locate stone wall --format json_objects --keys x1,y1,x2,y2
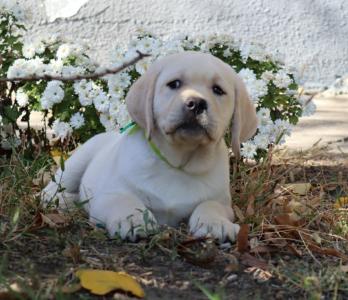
[{"x1": 19, "y1": 0, "x2": 348, "y2": 86}]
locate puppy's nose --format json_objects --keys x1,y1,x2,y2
[{"x1": 185, "y1": 97, "x2": 208, "y2": 115}]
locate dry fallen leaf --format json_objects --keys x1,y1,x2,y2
[
  {"x1": 50, "y1": 149, "x2": 69, "y2": 166},
  {"x1": 334, "y1": 197, "x2": 348, "y2": 209},
  {"x1": 62, "y1": 244, "x2": 81, "y2": 263},
  {"x1": 76, "y1": 269, "x2": 144, "y2": 297},
  {"x1": 232, "y1": 204, "x2": 245, "y2": 223},
  {"x1": 40, "y1": 212, "x2": 69, "y2": 228},
  {"x1": 283, "y1": 183, "x2": 311, "y2": 195},
  {"x1": 307, "y1": 244, "x2": 348, "y2": 262},
  {"x1": 237, "y1": 224, "x2": 249, "y2": 253},
  {"x1": 246, "y1": 195, "x2": 255, "y2": 217},
  {"x1": 240, "y1": 253, "x2": 269, "y2": 270},
  {"x1": 244, "y1": 266, "x2": 272, "y2": 282},
  {"x1": 340, "y1": 265, "x2": 348, "y2": 273},
  {"x1": 177, "y1": 237, "x2": 217, "y2": 267}
]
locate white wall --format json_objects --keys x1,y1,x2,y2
[{"x1": 20, "y1": 0, "x2": 348, "y2": 86}]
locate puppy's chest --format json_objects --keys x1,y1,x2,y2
[{"x1": 128, "y1": 166, "x2": 226, "y2": 225}]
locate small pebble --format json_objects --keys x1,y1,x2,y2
[
  {"x1": 226, "y1": 274, "x2": 238, "y2": 282},
  {"x1": 220, "y1": 242, "x2": 232, "y2": 250}
]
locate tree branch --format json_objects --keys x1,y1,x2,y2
[{"x1": 0, "y1": 51, "x2": 150, "y2": 83}]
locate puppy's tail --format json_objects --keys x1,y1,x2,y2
[{"x1": 41, "y1": 132, "x2": 112, "y2": 208}]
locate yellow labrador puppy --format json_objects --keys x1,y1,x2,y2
[{"x1": 42, "y1": 51, "x2": 258, "y2": 242}]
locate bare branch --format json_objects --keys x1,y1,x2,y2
[{"x1": 0, "y1": 51, "x2": 150, "y2": 83}]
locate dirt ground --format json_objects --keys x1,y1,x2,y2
[{"x1": 1, "y1": 148, "x2": 348, "y2": 300}]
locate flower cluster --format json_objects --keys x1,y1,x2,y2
[{"x1": 0, "y1": 5, "x2": 316, "y2": 159}]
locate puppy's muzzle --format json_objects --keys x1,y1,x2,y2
[
  {"x1": 184, "y1": 97, "x2": 208, "y2": 117},
  {"x1": 174, "y1": 97, "x2": 209, "y2": 133}
]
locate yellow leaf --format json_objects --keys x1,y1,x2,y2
[
  {"x1": 76, "y1": 269, "x2": 144, "y2": 297},
  {"x1": 334, "y1": 197, "x2": 348, "y2": 209},
  {"x1": 283, "y1": 183, "x2": 311, "y2": 195},
  {"x1": 50, "y1": 150, "x2": 69, "y2": 165}
]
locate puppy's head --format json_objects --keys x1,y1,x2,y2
[{"x1": 126, "y1": 51, "x2": 258, "y2": 157}]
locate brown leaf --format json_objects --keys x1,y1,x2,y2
[
  {"x1": 282, "y1": 183, "x2": 311, "y2": 195},
  {"x1": 62, "y1": 244, "x2": 81, "y2": 264},
  {"x1": 237, "y1": 224, "x2": 249, "y2": 253},
  {"x1": 224, "y1": 263, "x2": 239, "y2": 273},
  {"x1": 240, "y1": 253, "x2": 269, "y2": 270},
  {"x1": 232, "y1": 204, "x2": 245, "y2": 223},
  {"x1": 244, "y1": 266, "x2": 272, "y2": 282},
  {"x1": 250, "y1": 245, "x2": 275, "y2": 254},
  {"x1": 246, "y1": 195, "x2": 255, "y2": 217},
  {"x1": 307, "y1": 243, "x2": 348, "y2": 262},
  {"x1": 177, "y1": 237, "x2": 217, "y2": 267},
  {"x1": 340, "y1": 265, "x2": 348, "y2": 273},
  {"x1": 287, "y1": 243, "x2": 303, "y2": 257},
  {"x1": 40, "y1": 212, "x2": 69, "y2": 228},
  {"x1": 274, "y1": 214, "x2": 304, "y2": 227}
]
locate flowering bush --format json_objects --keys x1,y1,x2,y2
[{"x1": 0, "y1": 5, "x2": 316, "y2": 160}]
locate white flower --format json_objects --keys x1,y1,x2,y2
[
  {"x1": 99, "y1": 113, "x2": 118, "y2": 131},
  {"x1": 56, "y1": 43, "x2": 72, "y2": 59},
  {"x1": 107, "y1": 77, "x2": 126, "y2": 98},
  {"x1": 257, "y1": 108, "x2": 273, "y2": 127},
  {"x1": 7, "y1": 59, "x2": 27, "y2": 78},
  {"x1": 35, "y1": 41, "x2": 45, "y2": 54},
  {"x1": 74, "y1": 80, "x2": 100, "y2": 106},
  {"x1": 109, "y1": 47, "x2": 127, "y2": 66},
  {"x1": 109, "y1": 101, "x2": 131, "y2": 127},
  {"x1": 52, "y1": 120, "x2": 72, "y2": 141},
  {"x1": 238, "y1": 68, "x2": 256, "y2": 83},
  {"x1": 70, "y1": 112, "x2": 85, "y2": 129},
  {"x1": 16, "y1": 88, "x2": 29, "y2": 107},
  {"x1": 238, "y1": 68, "x2": 268, "y2": 102},
  {"x1": 22, "y1": 42, "x2": 36, "y2": 59},
  {"x1": 26, "y1": 58, "x2": 45, "y2": 76},
  {"x1": 240, "y1": 42, "x2": 267, "y2": 62},
  {"x1": 93, "y1": 92, "x2": 110, "y2": 113},
  {"x1": 261, "y1": 71, "x2": 274, "y2": 82},
  {"x1": 223, "y1": 48, "x2": 232, "y2": 58},
  {"x1": 273, "y1": 70, "x2": 292, "y2": 89},
  {"x1": 47, "y1": 59, "x2": 64, "y2": 76},
  {"x1": 22, "y1": 40, "x2": 46, "y2": 59},
  {"x1": 136, "y1": 37, "x2": 161, "y2": 55},
  {"x1": 270, "y1": 119, "x2": 293, "y2": 144},
  {"x1": 159, "y1": 38, "x2": 184, "y2": 56},
  {"x1": 40, "y1": 81, "x2": 64, "y2": 109},
  {"x1": 241, "y1": 141, "x2": 257, "y2": 159},
  {"x1": 253, "y1": 133, "x2": 269, "y2": 149},
  {"x1": 61, "y1": 66, "x2": 84, "y2": 77},
  {"x1": 135, "y1": 58, "x2": 150, "y2": 75}
]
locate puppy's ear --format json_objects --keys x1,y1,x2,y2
[
  {"x1": 126, "y1": 66, "x2": 160, "y2": 139},
  {"x1": 231, "y1": 74, "x2": 258, "y2": 159}
]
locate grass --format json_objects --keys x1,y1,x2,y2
[{"x1": 0, "y1": 145, "x2": 348, "y2": 299}]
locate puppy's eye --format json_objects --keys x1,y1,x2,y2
[
  {"x1": 212, "y1": 84, "x2": 226, "y2": 96},
  {"x1": 167, "y1": 79, "x2": 182, "y2": 89}
]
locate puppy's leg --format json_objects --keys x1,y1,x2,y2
[
  {"x1": 90, "y1": 193, "x2": 158, "y2": 241},
  {"x1": 189, "y1": 201, "x2": 240, "y2": 242},
  {"x1": 41, "y1": 133, "x2": 113, "y2": 207}
]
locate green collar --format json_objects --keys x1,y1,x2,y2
[{"x1": 120, "y1": 122, "x2": 181, "y2": 170}]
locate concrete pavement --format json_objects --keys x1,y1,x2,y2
[{"x1": 284, "y1": 95, "x2": 348, "y2": 153}]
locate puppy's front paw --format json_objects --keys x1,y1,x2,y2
[
  {"x1": 105, "y1": 209, "x2": 158, "y2": 241},
  {"x1": 189, "y1": 215, "x2": 240, "y2": 242}
]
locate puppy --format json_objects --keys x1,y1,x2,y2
[{"x1": 42, "y1": 51, "x2": 258, "y2": 242}]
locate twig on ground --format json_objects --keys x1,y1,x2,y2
[{"x1": 0, "y1": 51, "x2": 150, "y2": 83}]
